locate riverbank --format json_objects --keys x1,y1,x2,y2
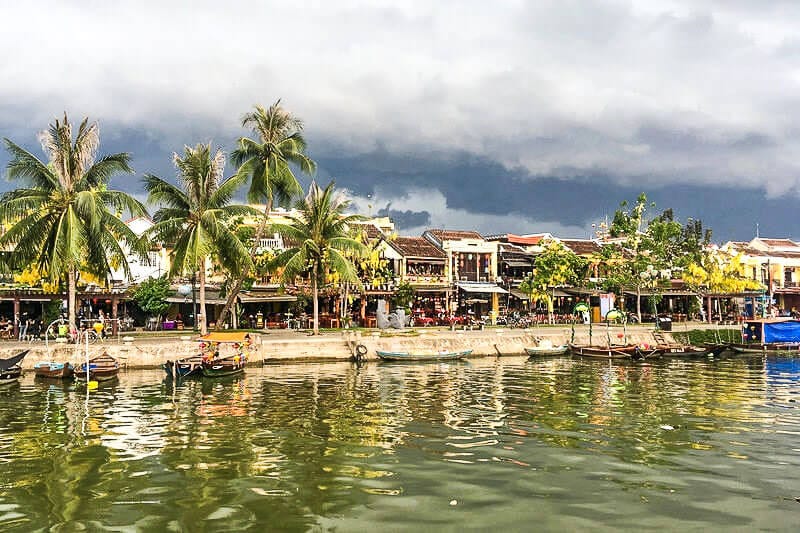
[{"x1": 0, "y1": 324, "x2": 706, "y2": 369}]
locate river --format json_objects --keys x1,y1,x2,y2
[{"x1": 1, "y1": 356, "x2": 799, "y2": 531}]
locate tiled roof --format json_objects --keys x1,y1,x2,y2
[
  {"x1": 352, "y1": 223, "x2": 384, "y2": 240},
  {"x1": 484, "y1": 233, "x2": 548, "y2": 245},
  {"x1": 389, "y1": 237, "x2": 446, "y2": 258},
  {"x1": 560, "y1": 239, "x2": 602, "y2": 256},
  {"x1": 427, "y1": 229, "x2": 484, "y2": 241},
  {"x1": 508, "y1": 234, "x2": 546, "y2": 245},
  {"x1": 761, "y1": 238, "x2": 799, "y2": 248}
]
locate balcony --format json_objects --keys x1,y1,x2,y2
[{"x1": 404, "y1": 274, "x2": 448, "y2": 285}]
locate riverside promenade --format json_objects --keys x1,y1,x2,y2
[{"x1": 0, "y1": 325, "x2": 688, "y2": 370}]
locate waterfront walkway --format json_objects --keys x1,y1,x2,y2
[{"x1": 0, "y1": 323, "x2": 739, "y2": 370}]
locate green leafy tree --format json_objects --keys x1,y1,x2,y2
[
  {"x1": 130, "y1": 276, "x2": 171, "y2": 318},
  {"x1": 0, "y1": 114, "x2": 148, "y2": 330},
  {"x1": 272, "y1": 181, "x2": 366, "y2": 335},
  {"x1": 143, "y1": 143, "x2": 257, "y2": 334},
  {"x1": 684, "y1": 248, "x2": 764, "y2": 321},
  {"x1": 520, "y1": 241, "x2": 586, "y2": 323},
  {"x1": 216, "y1": 101, "x2": 316, "y2": 328}
]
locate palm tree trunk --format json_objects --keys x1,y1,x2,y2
[
  {"x1": 68, "y1": 267, "x2": 77, "y2": 332},
  {"x1": 216, "y1": 200, "x2": 273, "y2": 330},
  {"x1": 199, "y1": 260, "x2": 207, "y2": 335},
  {"x1": 313, "y1": 263, "x2": 320, "y2": 336}
]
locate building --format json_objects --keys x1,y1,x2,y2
[
  {"x1": 423, "y1": 229, "x2": 505, "y2": 321},
  {"x1": 724, "y1": 238, "x2": 800, "y2": 313}
]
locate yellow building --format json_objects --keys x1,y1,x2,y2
[{"x1": 723, "y1": 238, "x2": 800, "y2": 313}]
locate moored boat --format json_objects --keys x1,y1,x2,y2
[
  {"x1": 701, "y1": 342, "x2": 731, "y2": 357},
  {"x1": 376, "y1": 349, "x2": 472, "y2": 362},
  {"x1": 657, "y1": 344, "x2": 713, "y2": 357},
  {"x1": 0, "y1": 350, "x2": 28, "y2": 386},
  {"x1": 76, "y1": 352, "x2": 120, "y2": 381},
  {"x1": 0, "y1": 365, "x2": 22, "y2": 386},
  {"x1": 736, "y1": 318, "x2": 800, "y2": 354},
  {"x1": 34, "y1": 361, "x2": 75, "y2": 379},
  {"x1": 569, "y1": 343, "x2": 660, "y2": 360},
  {"x1": 163, "y1": 355, "x2": 203, "y2": 379},
  {"x1": 199, "y1": 332, "x2": 252, "y2": 378},
  {"x1": 525, "y1": 342, "x2": 570, "y2": 357},
  {"x1": 729, "y1": 342, "x2": 800, "y2": 354}
]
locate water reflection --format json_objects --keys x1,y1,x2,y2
[{"x1": 0, "y1": 356, "x2": 799, "y2": 530}]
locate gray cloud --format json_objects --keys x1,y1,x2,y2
[{"x1": 2, "y1": 1, "x2": 800, "y2": 239}]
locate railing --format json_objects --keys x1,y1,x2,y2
[
  {"x1": 404, "y1": 275, "x2": 448, "y2": 284},
  {"x1": 258, "y1": 238, "x2": 283, "y2": 250}
]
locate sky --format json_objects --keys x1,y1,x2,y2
[{"x1": 2, "y1": 0, "x2": 800, "y2": 242}]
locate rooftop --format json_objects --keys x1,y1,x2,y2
[
  {"x1": 426, "y1": 229, "x2": 484, "y2": 242},
  {"x1": 389, "y1": 237, "x2": 446, "y2": 258}
]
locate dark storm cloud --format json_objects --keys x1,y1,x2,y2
[
  {"x1": 1, "y1": 1, "x2": 800, "y2": 240},
  {"x1": 375, "y1": 205, "x2": 431, "y2": 230}
]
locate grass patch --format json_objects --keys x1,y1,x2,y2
[{"x1": 671, "y1": 328, "x2": 740, "y2": 345}]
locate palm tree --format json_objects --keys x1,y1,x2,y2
[
  {"x1": 215, "y1": 100, "x2": 316, "y2": 329},
  {"x1": 273, "y1": 181, "x2": 366, "y2": 335},
  {"x1": 143, "y1": 143, "x2": 257, "y2": 334},
  {"x1": 0, "y1": 114, "x2": 148, "y2": 331}
]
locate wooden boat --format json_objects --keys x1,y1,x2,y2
[
  {"x1": 163, "y1": 355, "x2": 203, "y2": 379},
  {"x1": 729, "y1": 342, "x2": 800, "y2": 354},
  {"x1": 0, "y1": 350, "x2": 28, "y2": 386},
  {"x1": 0, "y1": 365, "x2": 22, "y2": 386},
  {"x1": 736, "y1": 319, "x2": 800, "y2": 354},
  {"x1": 199, "y1": 332, "x2": 251, "y2": 378},
  {"x1": 657, "y1": 344, "x2": 713, "y2": 357},
  {"x1": 525, "y1": 343, "x2": 570, "y2": 357},
  {"x1": 569, "y1": 343, "x2": 660, "y2": 360},
  {"x1": 34, "y1": 361, "x2": 75, "y2": 379},
  {"x1": 702, "y1": 342, "x2": 731, "y2": 357},
  {"x1": 75, "y1": 352, "x2": 120, "y2": 381},
  {"x1": 376, "y1": 349, "x2": 472, "y2": 362}
]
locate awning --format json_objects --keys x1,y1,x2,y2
[
  {"x1": 166, "y1": 296, "x2": 228, "y2": 305},
  {"x1": 238, "y1": 294, "x2": 297, "y2": 303},
  {"x1": 457, "y1": 283, "x2": 508, "y2": 294},
  {"x1": 503, "y1": 260, "x2": 534, "y2": 268},
  {"x1": 412, "y1": 285, "x2": 454, "y2": 293},
  {"x1": 510, "y1": 289, "x2": 530, "y2": 300},
  {"x1": 510, "y1": 288, "x2": 571, "y2": 299}
]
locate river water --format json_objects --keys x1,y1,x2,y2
[{"x1": 1, "y1": 356, "x2": 799, "y2": 531}]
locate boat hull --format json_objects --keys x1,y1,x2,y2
[
  {"x1": 202, "y1": 359, "x2": 246, "y2": 377},
  {"x1": 569, "y1": 344, "x2": 659, "y2": 359},
  {"x1": 729, "y1": 343, "x2": 800, "y2": 354},
  {"x1": 702, "y1": 343, "x2": 731, "y2": 356},
  {"x1": 525, "y1": 345, "x2": 570, "y2": 357},
  {"x1": 0, "y1": 366, "x2": 21, "y2": 386},
  {"x1": 657, "y1": 344, "x2": 712, "y2": 357},
  {"x1": 76, "y1": 353, "x2": 120, "y2": 381},
  {"x1": 164, "y1": 356, "x2": 203, "y2": 379},
  {"x1": 376, "y1": 349, "x2": 472, "y2": 362},
  {"x1": 34, "y1": 362, "x2": 75, "y2": 380}
]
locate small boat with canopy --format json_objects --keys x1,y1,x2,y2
[{"x1": 199, "y1": 332, "x2": 252, "y2": 378}]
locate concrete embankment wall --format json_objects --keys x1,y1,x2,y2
[{"x1": 3, "y1": 326, "x2": 672, "y2": 369}]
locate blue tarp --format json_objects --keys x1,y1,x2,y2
[{"x1": 763, "y1": 321, "x2": 800, "y2": 343}]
